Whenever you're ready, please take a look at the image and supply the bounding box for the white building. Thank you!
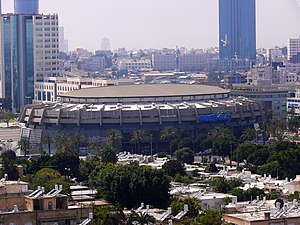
[287,90,300,116]
[118,59,152,71]
[34,77,134,103]
[247,64,272,85]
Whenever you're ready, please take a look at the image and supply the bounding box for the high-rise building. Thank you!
[288,36,300,63]
[101,37,110,51]
[219,0,256,61]
[59,26,69,53]
[0,1,59,112]
[14,0,39,15]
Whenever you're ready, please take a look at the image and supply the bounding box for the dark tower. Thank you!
[219,0,256,61]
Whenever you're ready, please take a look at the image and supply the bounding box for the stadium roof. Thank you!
[59,84,229,99]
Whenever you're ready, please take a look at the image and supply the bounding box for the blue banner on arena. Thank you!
[199,113,231,123]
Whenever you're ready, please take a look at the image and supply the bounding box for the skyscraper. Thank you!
[101,37,110,51]
[14,0,39,14]
[0,1,59,112]
[219,0,256,61]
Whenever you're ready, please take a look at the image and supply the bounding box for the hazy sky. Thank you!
[3,0,300,51]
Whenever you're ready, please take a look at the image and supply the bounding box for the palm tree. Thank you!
[130,129,147,154]
[160,126,180,154]
[241,127,256,142]
[105,129,123,152]
[54,132,72,151]
[99,145,118,164]
[41,135,52,155]
[18,138,31,156]
[71,132,87,154]
[128,210,155,225]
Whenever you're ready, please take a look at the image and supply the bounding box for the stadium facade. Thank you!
[19,84,265,149]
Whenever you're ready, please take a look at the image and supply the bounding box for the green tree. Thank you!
[26,168,69,193]
[41,135,52,155]
[94,162,170,209]
[79,156,100,182]
[128,210,156,225]
[160,127,180,154]
[288,191,300,201]
[197,209,223,225]
[54,132,86,154]
[232,142,258,164]
[241,127,256,142]
[54,132,73,152]
[1,150,19,180]
[130,129,147,154]
[175,147,194,164]
[0,110,15,127]
[99,145,118,164]
[162,159,186,177]
[105,129,123,152]
[51,150,80,179]
[18,138,31,156]
[93,206,126,225]
[228,188,264,202]
[194,134,212,153]
[178,138,194,151]
[210,177,242,193]
[210,127,236,158]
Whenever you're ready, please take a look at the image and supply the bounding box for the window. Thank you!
[48,201,53,210]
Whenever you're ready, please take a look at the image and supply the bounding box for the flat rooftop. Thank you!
[59,84,229,99]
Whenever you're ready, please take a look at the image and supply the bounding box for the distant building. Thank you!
[219,0,256,61]
[246,64,298,86]
[101,37,110,51]
[152,54,176,71]
[59,26,68,53]
[288,36,300,63]
[14,0,39,14]
[83,55,106,72]
[118,59,152,71]
[231,84,298,117]
[152,53,213,72]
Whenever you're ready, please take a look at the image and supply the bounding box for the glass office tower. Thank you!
[14,0,39,14]
[219,0,256,61]
[0,0,59,112]
[2,15,34,111]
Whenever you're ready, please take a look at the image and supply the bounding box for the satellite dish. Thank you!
[275,199,284,209]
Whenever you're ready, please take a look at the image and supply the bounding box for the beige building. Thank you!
[0,185,93,225]
[33,14,60,80]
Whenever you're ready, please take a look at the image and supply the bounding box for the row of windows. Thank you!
[36,27,58,31]
[36,50,59,54]
[36,21,58,25]
[36,33,59,37]
[36,44,59,48]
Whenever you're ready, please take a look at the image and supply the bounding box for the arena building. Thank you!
[19,84,265,152]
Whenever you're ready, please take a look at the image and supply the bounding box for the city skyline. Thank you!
[2,0,300,51]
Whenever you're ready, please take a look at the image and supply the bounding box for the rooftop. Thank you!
[59,84,229,99]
